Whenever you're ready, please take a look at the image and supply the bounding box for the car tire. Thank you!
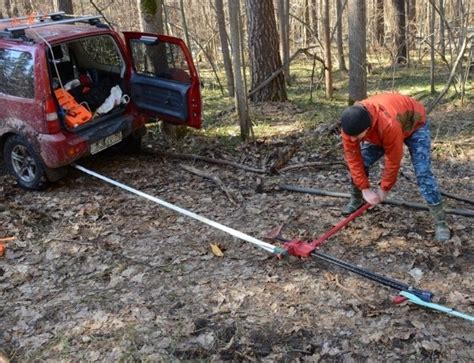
[4,135,49,190]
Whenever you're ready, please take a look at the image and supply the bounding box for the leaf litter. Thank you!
[0,103,473,361]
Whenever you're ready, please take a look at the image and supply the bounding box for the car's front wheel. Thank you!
[4,135,49,190]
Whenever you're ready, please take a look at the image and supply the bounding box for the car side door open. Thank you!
[123,32,201,128]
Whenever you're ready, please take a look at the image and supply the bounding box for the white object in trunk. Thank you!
[96,85,128,115]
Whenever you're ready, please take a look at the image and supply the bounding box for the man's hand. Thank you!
[362,188,381,205]
[376,188,388,202]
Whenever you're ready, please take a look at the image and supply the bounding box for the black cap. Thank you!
[340,105,371,136]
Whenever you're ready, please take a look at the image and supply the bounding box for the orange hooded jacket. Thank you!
[342,93,426,191]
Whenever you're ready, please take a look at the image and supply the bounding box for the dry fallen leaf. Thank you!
[210,243,224,257]
[0,352,10,363]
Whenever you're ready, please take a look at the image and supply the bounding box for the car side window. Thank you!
[78,35,123,67]
[130,41,191,84]
[0,48,35,99]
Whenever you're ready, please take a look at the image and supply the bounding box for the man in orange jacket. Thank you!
[340,93,450,241]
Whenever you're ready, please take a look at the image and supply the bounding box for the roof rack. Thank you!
[1,14,104,39]
[0,11,66,24]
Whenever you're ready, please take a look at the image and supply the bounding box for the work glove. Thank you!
[376,188,388,202]
[362,188,381,205]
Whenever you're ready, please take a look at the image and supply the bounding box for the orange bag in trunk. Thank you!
[54,88,92,128]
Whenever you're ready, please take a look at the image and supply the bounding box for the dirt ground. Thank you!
[0,103,473,361]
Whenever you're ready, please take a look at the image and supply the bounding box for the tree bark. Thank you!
[215,0,235,97]
[406,0,416,64]
[139,1,181,139]
[245,0,287,102]
[139,0,164,33]
[322,0,333,98]
[311,0,319,39]
[348,0,367,103]
[58,0,73,14]
[375,0,384,46]
[430,0,436,94]
[439,0,446,56]
[277,0,290,83]
[304,0,310,47]
[4,0,11,18]
[228,0,252,140]
[179,0,192,52]
[336,0,347,71]
[392,0,408,64]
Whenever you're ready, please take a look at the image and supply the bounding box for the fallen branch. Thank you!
[400,171,474,205]
[0,237,15,243]
[279,161,346,173]
[180,164,239,206]
[278,185,474,217]
[439,190,474,205]
[161,152,267,174]
[269,144,300,174]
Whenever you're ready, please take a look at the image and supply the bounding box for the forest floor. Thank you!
[0,99,473,361]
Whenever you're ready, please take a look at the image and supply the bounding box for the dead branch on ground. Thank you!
[161,152,267,174]
[180,164,239,206]
[278,184,474,217]
[279,161,346,173]
[269,144,300,174]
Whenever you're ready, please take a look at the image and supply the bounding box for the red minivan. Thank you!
[0,12,201,190]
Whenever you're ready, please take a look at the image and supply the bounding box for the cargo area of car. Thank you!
[48,34,129,129]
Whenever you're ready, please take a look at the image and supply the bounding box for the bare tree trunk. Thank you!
[439,0,446,56]
[430,1,436,94]
[323,0,333,98]
[277,0,290,84]
[228,0,251,140]
[392,0,408,64]
[311,0,319,39]
[163,2,173,35]
[304,0,310,47]
[375,0,384,46]
[140,0,164,33]
[215,0,235,97]
[179,0,192,51]
[407,0,416,58]
[336,0,347,71]
[58,0,73,13]
[453,0,462,28]
[3,0,12,17]
[348,0,367,103]
[246,0,287,102]
[140,1,179,140]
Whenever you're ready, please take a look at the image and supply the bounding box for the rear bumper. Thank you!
[37,113,146,168]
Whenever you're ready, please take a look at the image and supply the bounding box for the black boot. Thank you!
[342,185,364,216]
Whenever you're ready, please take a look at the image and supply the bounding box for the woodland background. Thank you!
[1,1,472,136]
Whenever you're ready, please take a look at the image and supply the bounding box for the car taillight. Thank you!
[188,83,202,129]
[44,96,61,134]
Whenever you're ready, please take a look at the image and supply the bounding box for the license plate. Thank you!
[90,132,122,155]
